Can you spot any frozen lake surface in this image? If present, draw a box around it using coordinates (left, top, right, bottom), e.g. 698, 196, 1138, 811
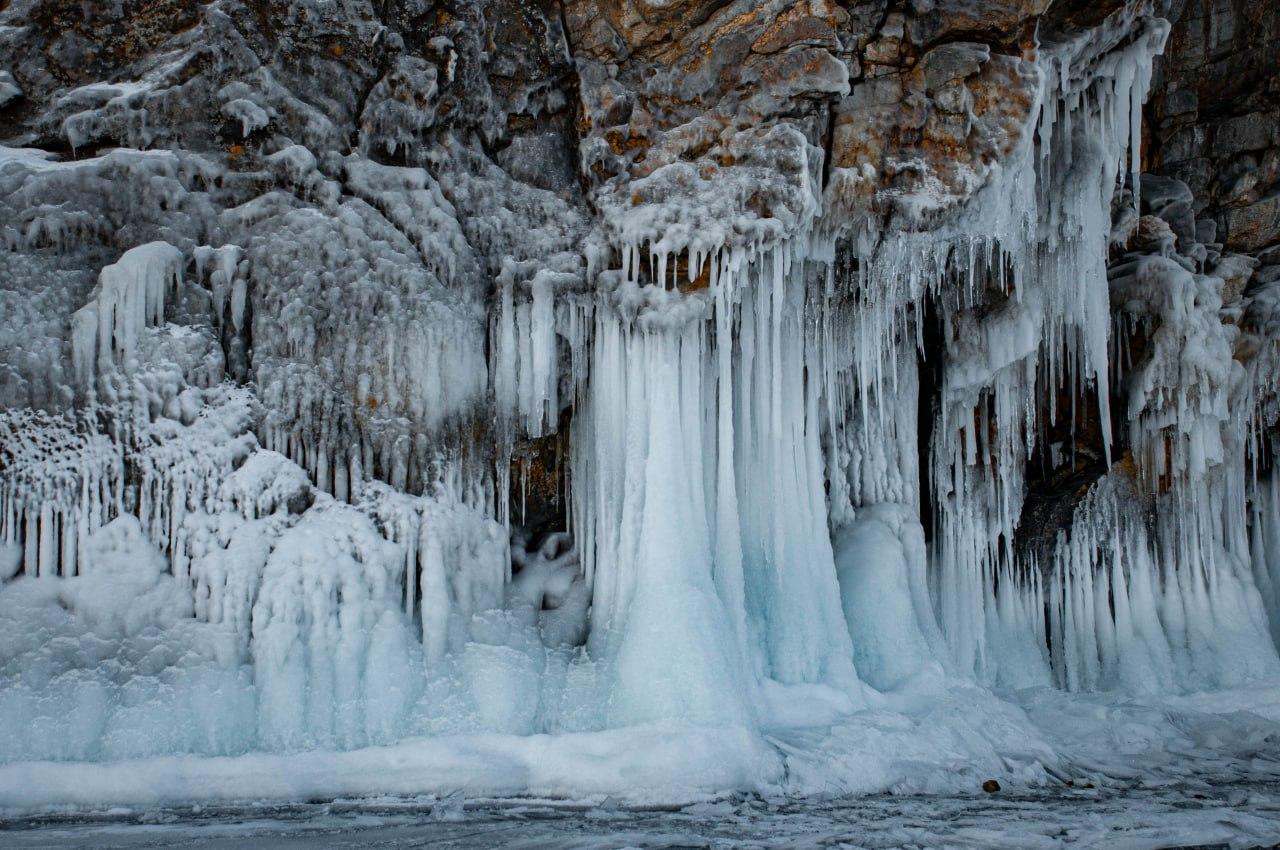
6, 782, 1280, 849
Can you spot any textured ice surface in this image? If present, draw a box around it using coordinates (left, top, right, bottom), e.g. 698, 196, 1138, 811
6, 772, 1280, 848
4, 787, 1280, 850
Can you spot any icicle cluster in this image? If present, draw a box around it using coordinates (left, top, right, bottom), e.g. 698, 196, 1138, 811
1038, 476, 1279, 692
0, 410, 124, 580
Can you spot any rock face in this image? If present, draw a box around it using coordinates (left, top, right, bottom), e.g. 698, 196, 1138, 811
565, 0, 1117, 235
1147, 0, 1280, 256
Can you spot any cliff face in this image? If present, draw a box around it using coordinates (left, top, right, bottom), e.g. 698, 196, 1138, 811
1, 0, 1280, 791
1148, 0, 1279, 256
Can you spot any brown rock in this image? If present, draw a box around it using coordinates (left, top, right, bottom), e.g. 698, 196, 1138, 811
908, 0, 1051, 48
1224, 195, 1280, 252
828, 45, 1037, 226
751, 10, 840, 55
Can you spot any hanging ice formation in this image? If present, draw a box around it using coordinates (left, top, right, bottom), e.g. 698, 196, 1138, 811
2, 1, 1280, 777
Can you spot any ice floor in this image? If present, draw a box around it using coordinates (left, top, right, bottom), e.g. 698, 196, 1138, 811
6, 681, 1280, 849
5, 782, 1280, 850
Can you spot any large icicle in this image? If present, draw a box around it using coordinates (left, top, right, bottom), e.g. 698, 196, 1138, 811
72, 241, 184, 387
571, 241, 863, 730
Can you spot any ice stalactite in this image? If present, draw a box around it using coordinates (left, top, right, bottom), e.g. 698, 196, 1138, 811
193, 245, 245, 333
2, 225, 249, 584
133, 387, 259, 578
930, 265, 1048, 689
176, 443, 511, 749
492, 263, 579, 441
730, 249, 860, 691
0, 147, 210, 260
502, 7, 1273, 711
572, 305, 759, 728
249, 156, 492, 501
251, 497, 421, 750
822, 292, 923, 525
1033, 18, 1169, 454
914, 18, 1176, 687
1041, 474, 1279, 693
1, 385, 256, 583
4, 0, 1280, 800
361, 480, 509, 666
183, 451, 311, 656
1108, 254, 1235, 489
815, 235, 1056, 690
181, 448, 509, 669
819, 264, 956, 689
800, 11, 1277, 697
1031, 189, 1280, 693
1254, 470, 1280, 649
488, 252, 593, 530
193, 244, 252, 380
1245, 285, 1280, 644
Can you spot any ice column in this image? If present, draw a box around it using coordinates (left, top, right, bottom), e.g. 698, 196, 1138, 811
571, 242, 862, 729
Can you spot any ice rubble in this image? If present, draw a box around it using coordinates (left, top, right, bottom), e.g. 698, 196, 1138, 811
0, 0, 1279, 810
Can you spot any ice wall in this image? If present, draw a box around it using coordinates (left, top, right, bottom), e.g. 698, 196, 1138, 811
0, 0, 1279, 787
